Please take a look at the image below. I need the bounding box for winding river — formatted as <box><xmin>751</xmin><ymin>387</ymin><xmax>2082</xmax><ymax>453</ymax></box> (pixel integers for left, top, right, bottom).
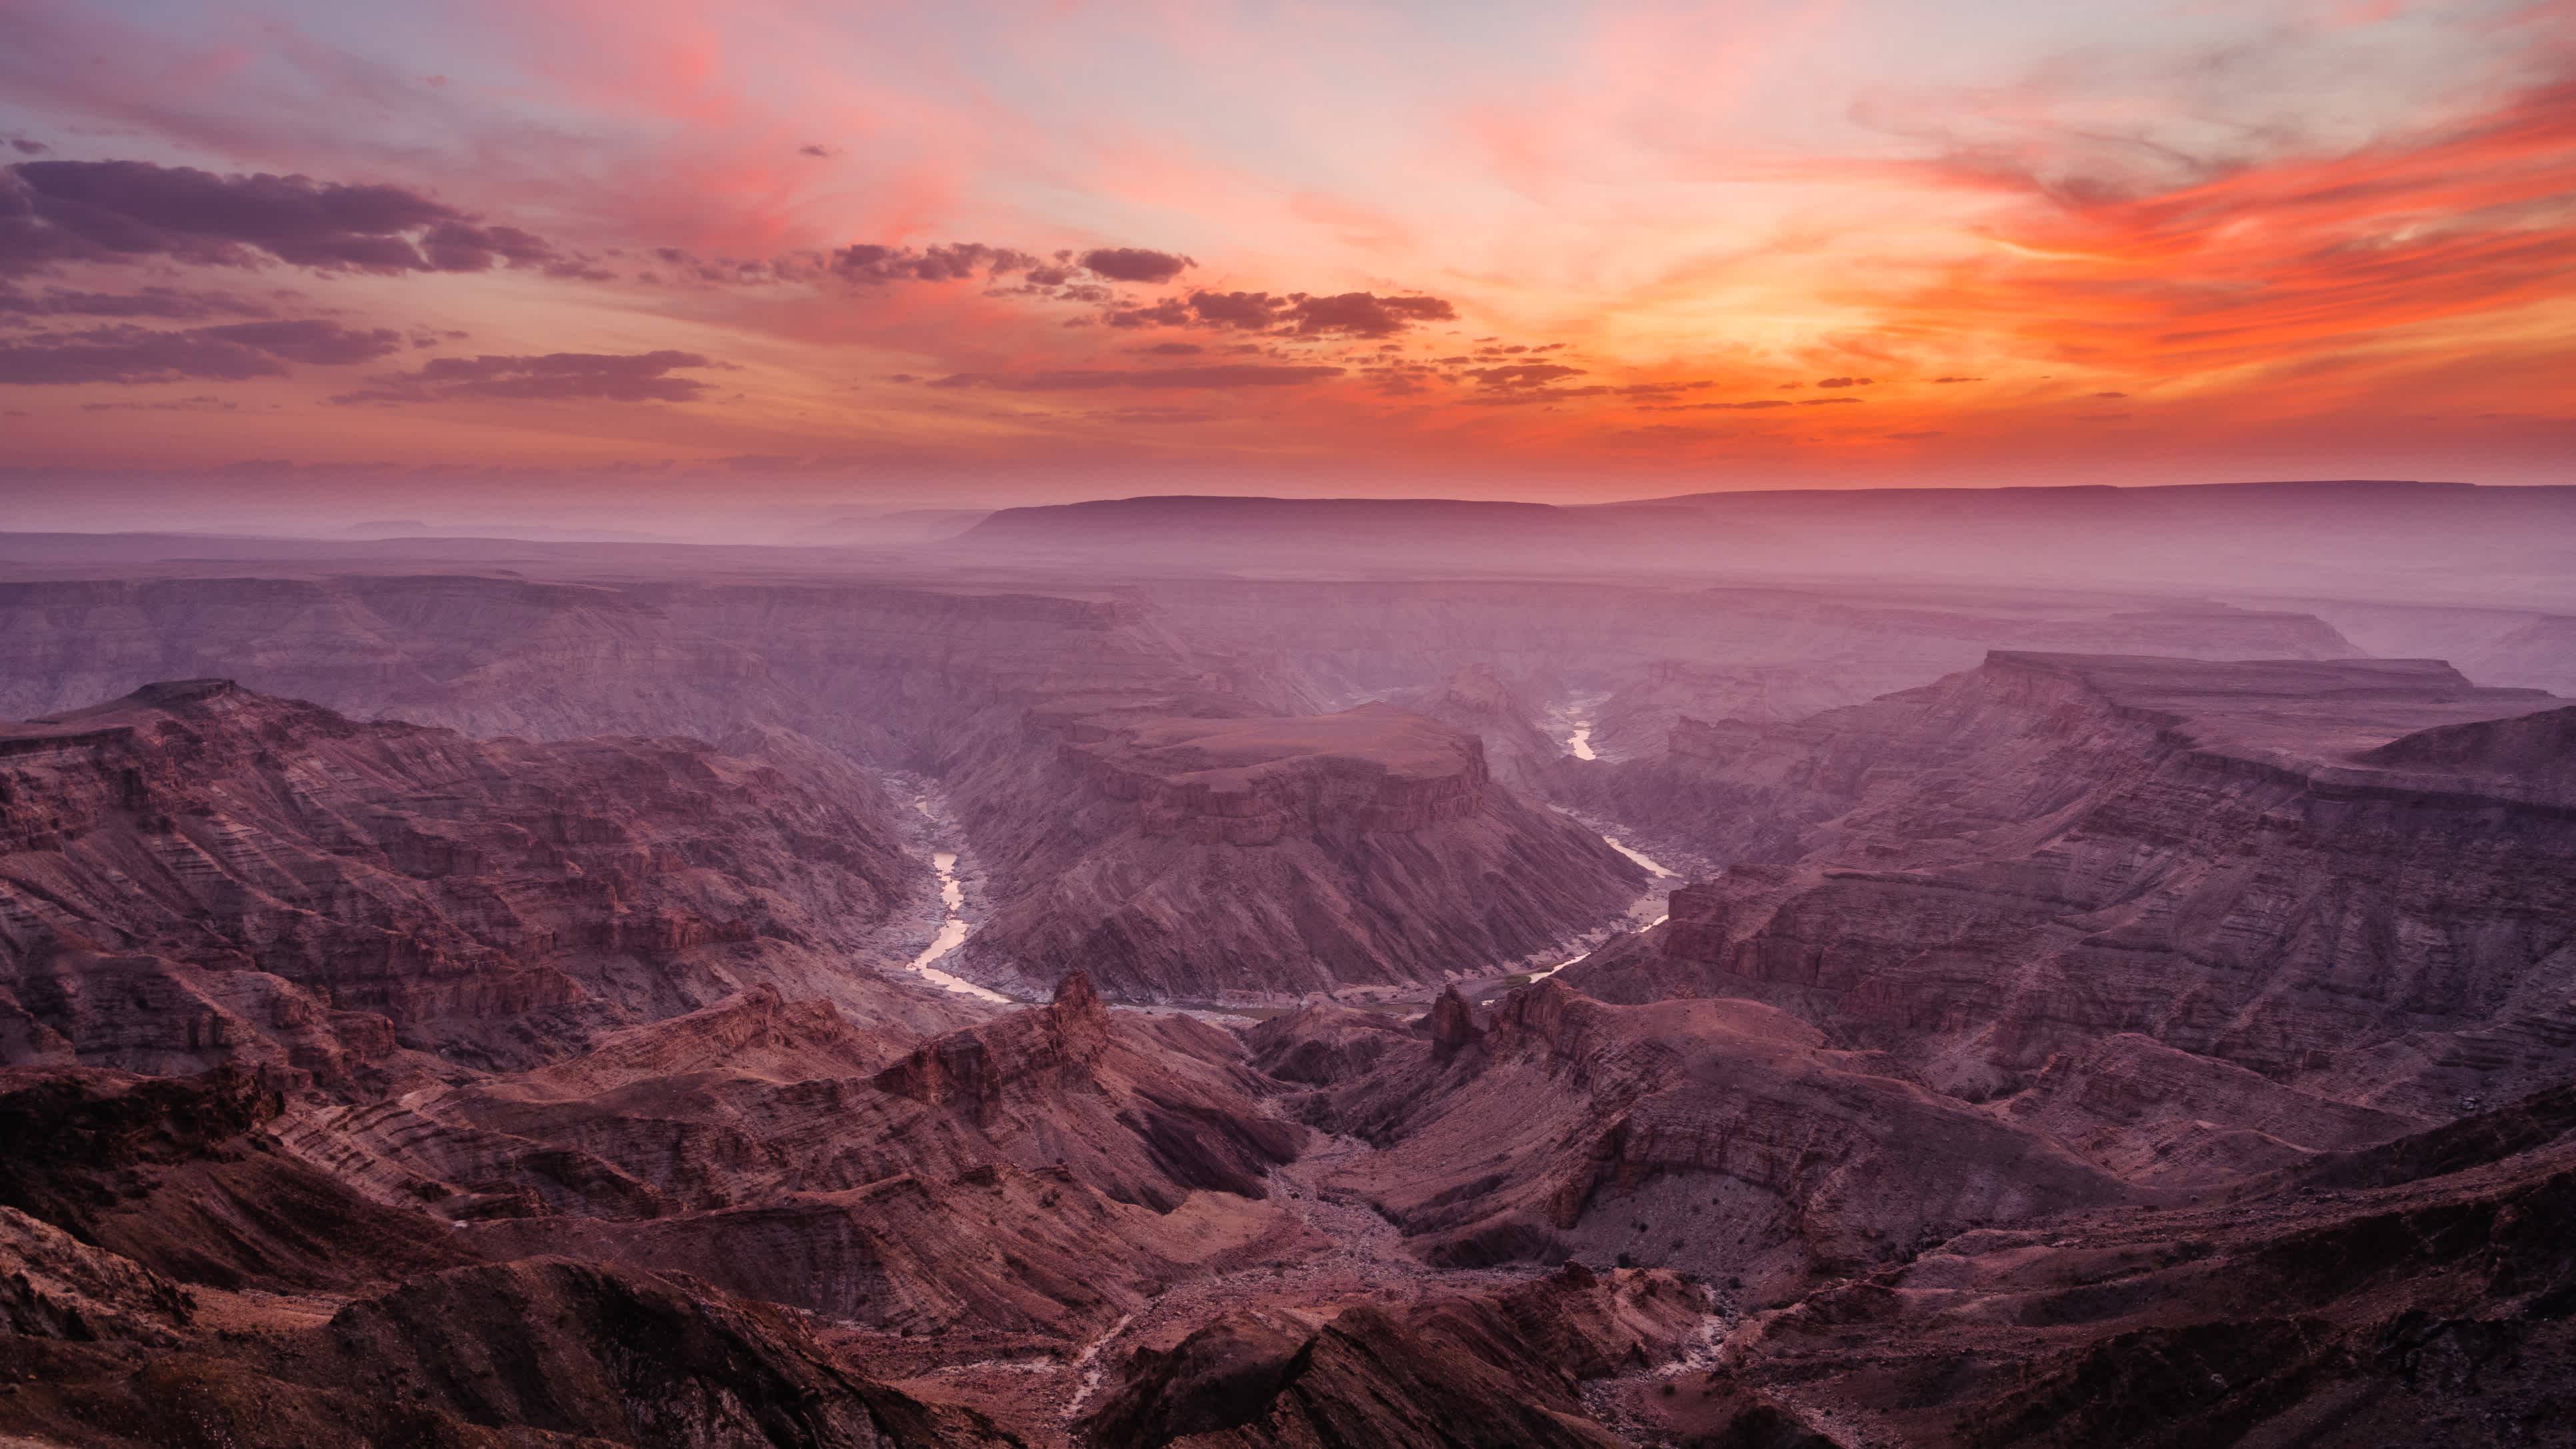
<box><xmin>904</xmin><ymin>800</ymin><xmax>1014</xmax><ymax>1004</ymax></box>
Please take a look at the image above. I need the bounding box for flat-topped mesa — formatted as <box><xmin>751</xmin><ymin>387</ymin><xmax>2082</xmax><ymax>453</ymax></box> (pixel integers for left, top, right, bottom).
<box><xmin>1975</xmin><ymin>648</ymin><xmax>2551</xmax><ymax>746</ymax></box>
<box><xmin>871</xmin><ymin>970</ymin><xmax>1113</xmax><ymax>1121</ymax></box>
<box><xmin>1061</xmin><ymin>703</ymin><xmax>1492</xmax><ymax>844</ymax></box>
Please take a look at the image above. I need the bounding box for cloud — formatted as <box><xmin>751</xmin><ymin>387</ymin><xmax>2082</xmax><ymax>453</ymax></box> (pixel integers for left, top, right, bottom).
<box><xmin>1111</xmin><ymin>288</ymin><xmax>1459</xmax><ymax>338</ymax></box>
<box><xmin>829</xmin><ymin>241</ymin><xmax>1040</xmax><ymax>283</ymax></box>
<box><xmin>1816</xmin><ymin>376</ymin><xmax>1874</xmax><ymax>387</ymax></box>
<box><xmin>7</xmin><ymin>141</ymin><xmax>45</xmax><ymax>157</ymax></box>
<box><xmin>927</xmin><ymin>363</ymin><xmax>1343</xmax><ymax>391</ymax></box>
<box><xmin>1642</xmin><ymin>398</ymin><xmax>1797</xmax><ymax>411</ymax></box>
<box><xmin>1200</xmin><ymin>291</ymin><xmax>1288</xmax><ymax>329</ymax></box>
<box><xmin>1281</xmin><ymin>291</ymin><xmax>1455</xmax><ymax>337</ymax></box>
<box><xmin>0</xmin><ymin>319</ymin><xmax>401</xmax><ymax>384</ymax></box>
<box><xmin>1077</xmin><ymin>247</ymin><xmax>1193</xmax><ymax>283</ymax></box>
<box><xmin>0</xmin><ymin>284</ymin><xmax>278</xmax><ymax>321</ymax></box>
<box><xmin>1875</xmin><ymin>75</ymin><xmax>2576</xmax><ymax>382</ymax></box>
<box><xmin>1135</xmin><ymin>341</ymin><xmax>1203</xmax><ymax>355</ymax></box>
<box><xmin>81</xmin><ymin>393</ymin><xmax>237</xmax><ymax>412</ymax></box>
<box><xmin>0</xmin><ymin>159</ymin><xmax>561</xmax><ymax>277</ymax></box>
<box><xmin>335</xmin><ymin>350</ymin><xmax>719</xmax><ymax>403</ymax></box>
<box><xmin>1465</xmin><ymin>362</ymin><xmax>1585</xmax><ymax>388</ymax></box>
<box><xmin>1932</xmin><ymin>375</ymin><xmax>1985</xmax><ymax>383</ymax></box>
<box><xmin>1886</xmin><ymin>430</ymin><xmax>1946</xmax><ymax>439</ymax></box>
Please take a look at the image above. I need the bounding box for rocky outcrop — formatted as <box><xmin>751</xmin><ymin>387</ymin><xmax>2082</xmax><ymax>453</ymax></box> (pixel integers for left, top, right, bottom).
<box><xmin>0</xmin><ymin>1204</ymin><xmax>196</xmax><ymax>1346</ymax></box>
<box><xmin>267</xmin><ymin>970</ymin><xmax>1303</xmax><ymax>1338</ymax></box>
<box><xmin>957</xmin><ymin>707</ymin><xmax>1645</xmax><ymax>1002</ymax></box>
<box><xmin>2361</xmin><ymin>701</ymin><xmax>2576</xmax><ymax>786</ymax></box>
<box><xmin>0</xmin><ymin>1252</ymin><xmax>1021</xmax><ymax>1448</ymax></box>
<box><xmin>0</xmin><ymin>680</ymin><xmax>925</xmax><ymax>1081</ymax></box>
<box><xmin>1378</xmin><ymin>662</ymin><xmax>1566</xmax><ymax>789</ymax></box>
<box><xmin>1242</xmin><ymin>1002</ymin><xmax>1416</xmax><ymax>1085</ymax></box>
<box><xmin>1305</xmin><ymin>980</ymin><xmax>2127</xmax><ymax>1300</ymax></box>
<box><xmin>0</xmin><ymin>1064</ymin><xmax>471</xmax><ymax>1292</ymax></box>
<box><xmin>873</xmin><ymin>971</ymin><xmax>1115</xmax><ymax>1119</ymax></box>
<box><xmin>1614</xmin><ymin>1083</ymin><xmax>2576</xmax><ymax>1449</ymax></box>
<box><xmin>1573</xmin><ymin>653</ymin><xmax>2576</xmax><ymax>1121</ymax></box>
<box><xmin>1077</xmin><ymin>1264</ymin><xmax>1709</xmax><ymax>1449</ymax></box>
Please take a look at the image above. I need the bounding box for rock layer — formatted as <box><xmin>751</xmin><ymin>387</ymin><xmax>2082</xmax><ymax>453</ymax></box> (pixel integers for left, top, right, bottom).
<box><xmin>0</xmin><ymin>680</ymin><xmax>931</xmax><ymax>1083</ymax></box>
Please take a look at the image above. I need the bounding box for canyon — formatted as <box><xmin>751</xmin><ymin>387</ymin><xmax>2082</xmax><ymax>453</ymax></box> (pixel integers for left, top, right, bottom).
<box><xmin>1</xmin><ymin>488</ymin><xmax>2573</xmax><ymax>1448</ymax></box>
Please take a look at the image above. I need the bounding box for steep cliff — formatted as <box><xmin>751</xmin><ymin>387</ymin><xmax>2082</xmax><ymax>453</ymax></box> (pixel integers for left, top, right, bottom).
<box><xmin>1573</xmin><ymin>653</ymin><xmax>2576</xmax><ymax>1120</ymax></box>
<box><xmin>0</xmin><ymin>680</ymin><xmax>934</xmax><ymax>1083</ymax></box>
<box><xmin>956</xmin><ymin>706</ymin><xmax>1645</xmax><ymax>1000</ymax></box>
<box><xmin>1613</xmin><ymin>1084</ymin><xmax>2576</xmax><ymax>1449</ymax></box>
<box><xmin>1293</xmin><ymin>980</ymin><xmax>2128</xmax><ymax>1301</ymax></box>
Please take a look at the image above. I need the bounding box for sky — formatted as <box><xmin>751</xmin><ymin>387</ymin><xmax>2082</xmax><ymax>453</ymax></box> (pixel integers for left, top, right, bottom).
<box><xmin>1</xmin><ymin>0</ymin><xmax>2571</xmax><ymax>531</ymax></box>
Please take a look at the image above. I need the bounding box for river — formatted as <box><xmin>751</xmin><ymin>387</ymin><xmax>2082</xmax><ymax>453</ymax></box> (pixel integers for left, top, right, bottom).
<box><xmin>903</xmin><ymin>799</ymin><xmax>1015</xmax><ymax>1004</ymax></box>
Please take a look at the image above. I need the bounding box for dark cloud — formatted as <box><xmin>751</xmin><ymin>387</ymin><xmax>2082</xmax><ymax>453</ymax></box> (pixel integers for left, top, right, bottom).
<box><xmin>1103</xmin><ymin>297</ymin><xmax>1193</xmax><ymax>328</ymax></box>
<box><xmin>928</xmin><ymin>363</ymin><xmax>1343</xmax><ymax>391</ymax></box>
<box><xmin>1282</xmin><ymin>291</ymin><xmax>1455</xmax><ymax>337</ymax></box>
<box><xmin>1642</xmin><ymin>398</ymin><xmax>1796</xmax><ymax>411</ymax></box>
<box><xmin>1135</xmin><ymin>341</ymin><xmax>1203</xmax><ymax>355</ymax></box>
<box><xmin>334</xmin><ymin>350</ymin><xmax>717</xmax><ymax>404</ymax></box>
<box><xmin>797</xmin><ymin>143</ymin><xmax>834</xmax><ymax>158</ymax></box>
<box><xmin>2093</xmin><ymin>390</ymin><xmax>2129</xmax><ymax>398</ymax></box>
<box><xmin>1798</xmin><ymin>395</ymin><xmax>1865</xmax><ymax>405</ymax></box>
<box><xmin>7</xmin><ymin>141</ymin><xmax>46</xmax><ymax>157</ymax></box>
<box><xmin>830</xmin><ymin>241</ymin><xmax>1041</xmax><ymax>283</ymax></box>
<box><xmin>1932</xmin><ymin>375</ymin><xmax>1984</xmax><ymax>383</ymax></box>
<box><xmin>0</xmin><ymin>283</ymin><xmax>277</xmax><ymax>321</ymax></box>
<box><xmin>419</xmin><ymin>220</ymin><xmax>555</xmax><ymax>272</ymax></box>
<box><xmin>0</xmin><ymin>319</ymin><xmax>401</xmax><ymax>384</ymax></box>
<box><xmin>1</xmin><ymin>159</ymin><xmax>562</xmax><ymax>277</ymax></box>
<box><xmin>1816</xmin><ymin>375</ymin><xmax>1874</xmax><ymax>387</ymax></box>
<box><xmin>1085</xmin><ymin>406</ymin><xmax>1221</xmax><ymax>425</ymax></box>
<box><xmin>1465</xmin><ymin>362</ymin><xmax>1585</xmax><ymax>388</ymax></box>
<box><xmin>81</xmin><ymin>393</ymin><xmax>237</xmax><ymax>413</ymax></box>
<box><xmin>1077</xmin><ymin>247</ymin><xmax>1194</xmax><ymax>283</ymax></box>
<box><xmin>1177</xmin><ymin>289</ymin><xmax>1278</xmax><ymax>329</ymax></box>
<box><xmin>1115</xmin><ymin>288</ymin><xmax>1457</xmax><ymax>338</ymax></box>
<box><xmin>1887</xmin><ymin>430</ymin><xmax>1945</xmax><ymax>439</ymax></box>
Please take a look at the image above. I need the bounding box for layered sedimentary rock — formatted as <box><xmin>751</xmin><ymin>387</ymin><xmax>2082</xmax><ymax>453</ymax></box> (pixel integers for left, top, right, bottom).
<box><xmin>1378</xmin><ymin>662</ymin><xmax>1565</xmax><ymax>790</ymax></box>
<box><xmin>1295</xmin><ymin>980</ymin><xmax>2128</xmax><ymax>1301</ymax></box>
<box><xmin>275</xmin><ymin>973</ymin><xmax>1305</xmax><ymax>1338</ymax></box>
<box><xmin>1573</xmin><ymin>653</ymin><xmax>2576</xmax><ymax>1120</ymax></box>
<box><xmin>1616</xmin><ymin>1083</ymin><xmax>2576</xmax><ymax>1449</ymax></box>
<box><xmin>0</xmin><ymin>680</ymin><xmax>939</xmax><ymax>1083</ymax></box>
<box><xmin>958</xmin><ymin>705</ymin><xmax>1644</xmax><ymax>1000</ymax></box>
<box><xmin>1078</xmin><ymin>1263</ymin><xmax>1709</xmax><ymax>1449</ymax></box>
<box><xmin>1</xmin><ymin>1220</ymin><xmax>1013</xmax><ymax>1448</ymax></box>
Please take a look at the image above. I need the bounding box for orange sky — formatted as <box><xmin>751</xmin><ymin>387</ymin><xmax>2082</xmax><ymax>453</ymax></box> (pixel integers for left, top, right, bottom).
<box><xmin>1</xmin><ymin>0</ymin><xmax>2570</xmax><ymax>526</ymax></box>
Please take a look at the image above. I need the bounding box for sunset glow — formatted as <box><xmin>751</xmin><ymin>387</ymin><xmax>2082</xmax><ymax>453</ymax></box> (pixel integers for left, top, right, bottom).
<box><xmin>2</xmin><ymin>0</ymin><xmax>2571</xmax><ymax>525</ymax></box>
